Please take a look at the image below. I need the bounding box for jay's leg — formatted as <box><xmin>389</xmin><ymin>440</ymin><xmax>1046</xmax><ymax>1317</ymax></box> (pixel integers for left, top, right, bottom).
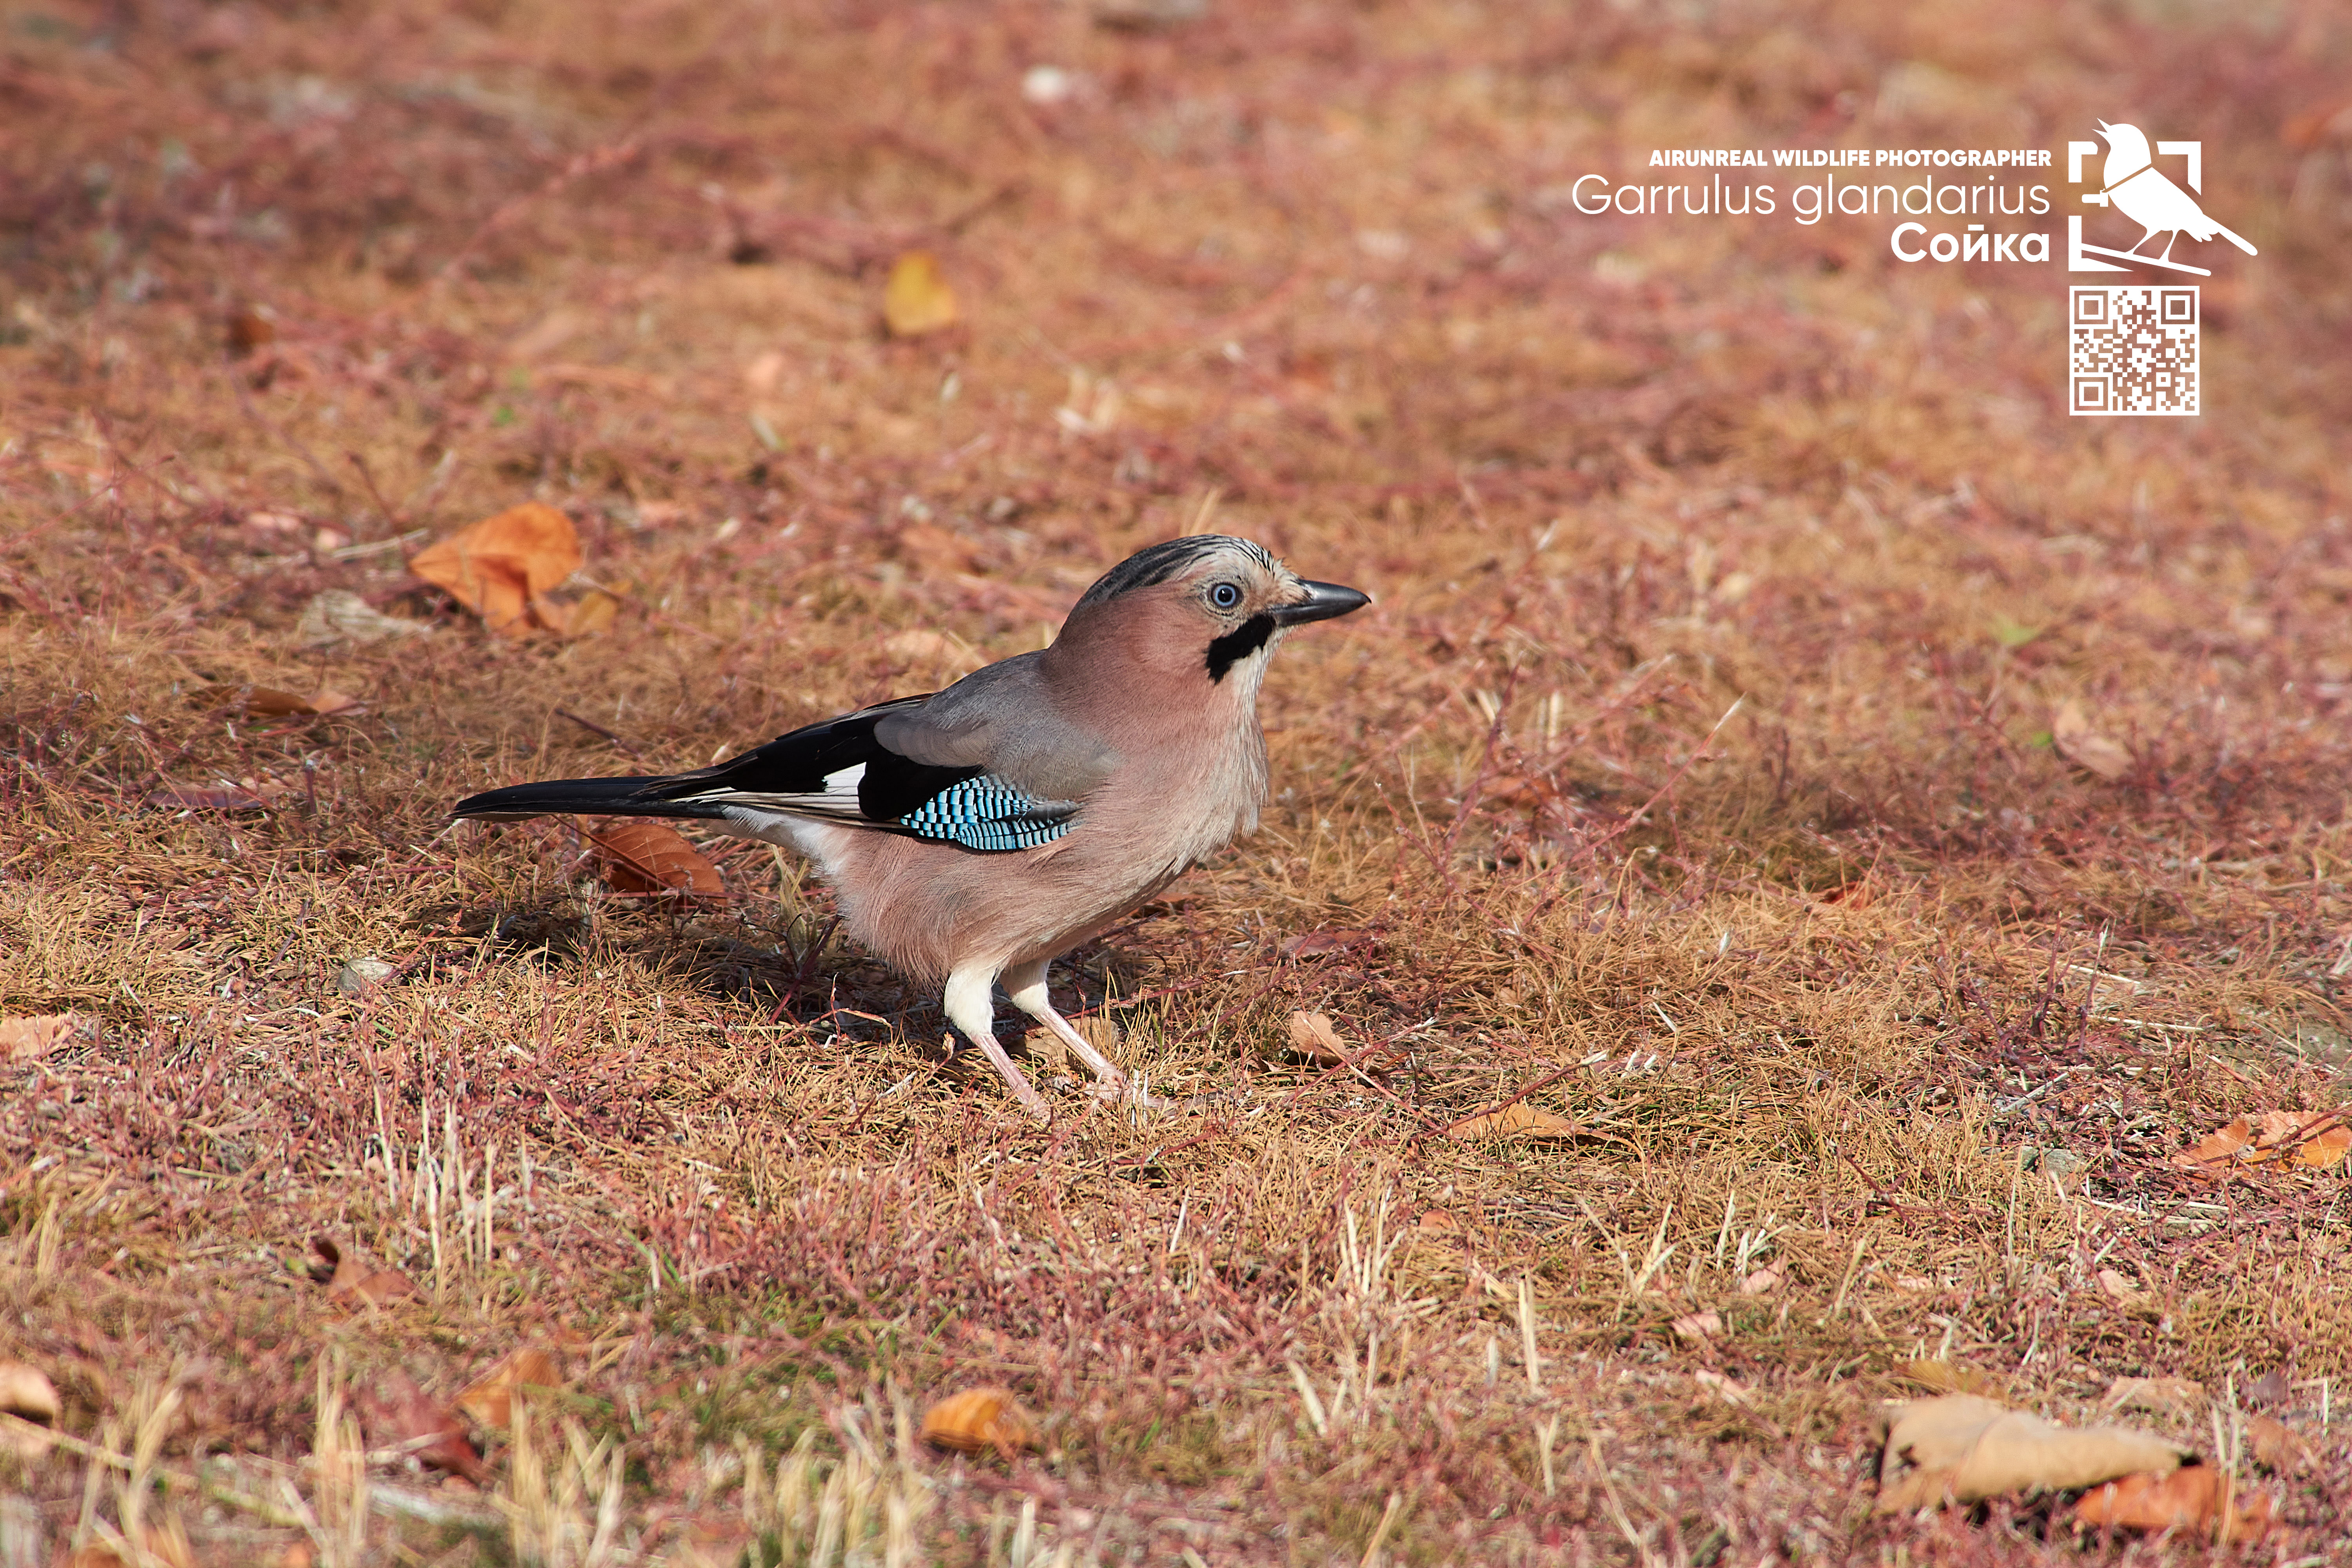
<box><xmin>1002</xmin><ymin>958</ymin><xmax>1131</xmax><ymax>1098</ymax></box>
<box><xmin>942</xmin><ymin>966</ymin><xmax>1050</xmax><ymax>1121</ymax></box>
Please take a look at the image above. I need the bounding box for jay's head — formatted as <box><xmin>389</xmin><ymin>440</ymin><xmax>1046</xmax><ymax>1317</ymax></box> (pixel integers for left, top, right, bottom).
<box><xmin>1060</xmin><ymin>535</ymin><xmax>1369</xmax><ymax>691</ymax></box>
<box><xmin>2094</xmin><ymin>121</ymin><xmax>2150</xmax><ymax>163</ymax></box>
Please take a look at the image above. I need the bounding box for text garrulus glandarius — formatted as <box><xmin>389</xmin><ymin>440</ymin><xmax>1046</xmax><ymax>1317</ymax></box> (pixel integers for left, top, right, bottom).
<box><xmin>453</xmin><ymin>535</ymin><xmax>1368</xmax><ymax>1117</ymax></box>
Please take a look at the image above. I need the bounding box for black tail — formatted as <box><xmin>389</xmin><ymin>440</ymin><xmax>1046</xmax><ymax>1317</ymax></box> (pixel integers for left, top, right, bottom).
<box><xmin>451</xmin><ymin>775</ymin><xmax>730</xmax><ymax>823</ymax></box>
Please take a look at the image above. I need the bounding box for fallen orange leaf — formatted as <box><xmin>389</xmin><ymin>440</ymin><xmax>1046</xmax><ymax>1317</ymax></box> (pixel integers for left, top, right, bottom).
<box><xmin>1670</xmin><ymin>1311</ymin><xmax>1721</xmax><ymax>1343</ymax></box>
<box><xmin>0</xmin><ymin>1013</ymin><xmax>83</xmax><ymax>1062</ymax></box>
<box><xmin>1445</xmin><ymin>1102</ymin><xmax>1583</xmax><ymax>1142</ymax></box>
<box><xmin>2174</xmin><ymin>1110</ymin><xmax>2350</xmax><ymax>1174</ymax></box>
<box><xmin>920</xmin><ymin>1386</ymin><xmax>1036</xmax><ymax>1459</ymax></box>
<box><xmin>408</xmin><ymin>501</ymin><xmax>583</xmax><ymax>636</ymax></box>
<box><xmin>882</xmin><ymin>250</ymin><xmax>959</xmax><ymax>338</ymax></box>
<box><xmin>456</xmin><ymin>1347</ymin><xmax>564</xmax><ymax>1428</ymax></box>
<box><xmin>0</xmin><ymin>1360</ymin><xmax>60</xmax><ymax>1460</ymax></box>
<box><xmin>363</xmin><ymin>1370</ymin><xmax>488</xmax><ymax>1485</ymax></box>
<box><xmin>2052</xmin><ymin>700</ymin><xmax>2132</xmax><ymax>782</ymax></box>
<box><xmin>2071</xmin><ymin>1463</ymin><xmax>2274</xmax><ymax>1540</ymax></box>
<box><xmin>1278</xmin><ymin>926</ymin><xmax>1377</xmax><ymax>959</ymax></box>
<box><xmin>1284</xmin><ymin>1009</ymin><xmax>1349</xmax><ymax>1065</ymax></box>
<box><xmin>309</xmin><ymin>1237</ymin><xmax>421</xmax><ymax>1309</ymax></box>
<box><xmin>586</xmin><ymin>821</ymin><xmax>726</xmax><ymax>900</ymax></box>
<box><xmin>231</xmin><ymin>684</ymin><xmax>361</xmax><ymax>718</ymax></box>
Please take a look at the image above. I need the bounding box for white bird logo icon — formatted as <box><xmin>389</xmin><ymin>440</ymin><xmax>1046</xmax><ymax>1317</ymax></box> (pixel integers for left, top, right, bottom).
<box><xmin>2088</xmin><ymin>120</ymin><xmax>2257</xmax><ymax>264</ymax></box>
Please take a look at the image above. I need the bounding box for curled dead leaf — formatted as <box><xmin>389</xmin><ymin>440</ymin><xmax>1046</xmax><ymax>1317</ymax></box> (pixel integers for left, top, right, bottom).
<box><xmin>920</xmin><ymin>1387</ymin><xmax>1036</xmax><ymax>1459</ymax></box>
<box><xmin>1445</xmin><ymin>1102</ymin><xmax>1582</xmax><ymax>1142</ymax></box>
<box><xmin>1278</xmin><ymin>927</ymin><xmax>1377</xmax><ymax>959</ymax></box>
<box><xmin>224</xmin><ymin>684</ymin><xmax>360</xmax><ymax>718</ymax></box>
<box><xmin>456</xmin><ymin>1347</ymin><xmax>564</xmax><ymax>1429</ymax></box>
<box><xmin>2071</xmin><ymin>1463</ymin><xmax>2273</xmax><ymax>1540</ymax></box>
<box><xmin>1</xmin><ymin>1013</ymin><xmax>85</xmax><ymax>1062</ymax></box>
<box><xmin>882</xmin><ymin>250</ymin><xmax>959</xmax><ymax>338</ymax></box>
<box><xmin>294</xmin><ymin>590</ymin><xmax>432</xmax><ymax>648</ymax></box>
<box><xmin>0</xmin><ymin>1360</ymin><xmax>61</xmax><ymax>1461</ymax></box>
<box><xmin>362</xmin><ymin>1370</ymin><xmax>487</xmax><ymax>1485</ymax></box>
<box><xmin>2245</xmin><ymin>1414</ymin><xmax>2310</xmax><ymax>1474</ymax></box>
<box><xmin>560</xmin><ymin>588</ymin><xmax>622</xmax><ymax>638</ymax></box>
<box><xmin>1284</xmin><ymin>1010</ymin><xmax>1349</xmax><ymax>1066</ymax></box>
<box><xmin>309</xmin><ymin>1237</ymin><xmax>421</xmax><ymax>1309</ymax></box>
<box><xmin>586</xmin><ymin>821</ymin><xmax>726</xmax><ymax>900</ymax></box>
<box><xmin>2052</xmin><ymin>700</ymin><xmax>2132</xmax><ymax>782</ymax></box>
<box><xmin>408</xmin><ymin>502</ymin><xmax>583</xmax><ymax>637</ymax></box>
<box><xmin>2174</xmin><ymin>1110</ymin><xmax>2351</xmax><ymax>1174</ymax></box>
<box><xmin>1693</xmin><ymin>1368</ymin><xmax>1749</xmax><ymax>1404</ymax></box>
<box><xmin>1670</xmin><ymin>1311</ymin><xmax>1722</xmax><ymax>1344</ymax></box>
<box><xmin>1877</xmin><ymin>1393</ymin><xmax>2189</xmax><ymax>1512</ymax></box>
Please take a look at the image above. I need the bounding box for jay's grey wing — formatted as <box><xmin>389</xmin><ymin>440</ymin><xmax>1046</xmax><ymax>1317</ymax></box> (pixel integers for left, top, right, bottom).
<box><xmin>648</xmin><ymin>669</ymin><xmax>1111</xmax><ymax>852</ymax></box>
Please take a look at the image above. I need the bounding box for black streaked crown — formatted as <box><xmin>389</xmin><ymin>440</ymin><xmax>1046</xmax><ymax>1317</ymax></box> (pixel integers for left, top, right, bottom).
<box><xmin>1073</xmin><ymin>536</ymin><xmax>1278</xmax><ymax>612</ymax></box>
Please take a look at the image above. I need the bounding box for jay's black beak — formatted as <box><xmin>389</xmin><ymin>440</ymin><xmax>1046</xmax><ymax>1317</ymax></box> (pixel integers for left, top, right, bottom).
<box><xmin>1269</xmin><ymin>580</ymin><xmax>1370</xmax><ymax>626</ymax></box>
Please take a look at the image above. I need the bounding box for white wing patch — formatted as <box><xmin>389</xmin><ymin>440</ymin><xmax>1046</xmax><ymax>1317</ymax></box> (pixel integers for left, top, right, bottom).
<box><xmin>679</xmin><ymin>761</ymin><xmax>869</xmax><ymax>821</ymax></box>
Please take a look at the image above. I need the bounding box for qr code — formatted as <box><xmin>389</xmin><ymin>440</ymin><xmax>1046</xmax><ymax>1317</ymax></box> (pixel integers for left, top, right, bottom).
<box><xmin>2069</xmin><ymin>287</ymin><xmax>2198</xmax><ymax>416</ymax></box>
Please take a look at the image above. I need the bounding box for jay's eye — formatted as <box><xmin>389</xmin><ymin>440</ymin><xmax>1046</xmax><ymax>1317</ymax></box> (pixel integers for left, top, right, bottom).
<box><xmin>1207</xmin><ymin>581</ymin><xmax>1243</xmax><ymax>610</ymax></box>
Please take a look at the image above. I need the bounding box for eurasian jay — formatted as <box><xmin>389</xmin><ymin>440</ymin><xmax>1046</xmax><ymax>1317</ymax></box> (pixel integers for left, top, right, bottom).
<box><xmin>452</xmin><ymin>535</ymin><xmax>1369</xmax><ymax>1118</ymax></box>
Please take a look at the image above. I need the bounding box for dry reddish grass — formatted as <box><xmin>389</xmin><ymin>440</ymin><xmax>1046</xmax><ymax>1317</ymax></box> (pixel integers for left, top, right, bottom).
<box><xmin>6</xmin><ymin>0</ymin><xmax>2352</xmax><ymax>1562</ymax></box>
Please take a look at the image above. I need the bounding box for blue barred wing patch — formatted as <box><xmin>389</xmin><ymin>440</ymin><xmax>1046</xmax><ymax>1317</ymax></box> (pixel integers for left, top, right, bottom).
<box><xmin>897</xmin><ymin>774</ymin><xmax>1076</xmax><ymax>851</ymax></box>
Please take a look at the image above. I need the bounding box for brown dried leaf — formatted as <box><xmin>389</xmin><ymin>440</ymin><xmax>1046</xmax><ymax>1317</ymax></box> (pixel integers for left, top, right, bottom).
<box><xmin>2052</xmin><ymin>700</ymin><xmax>2132</xmax><ymax>781</ymax></box>
<box><xmin>882</xmin><ymin>250</ymin><xmax>958</xmax><ymax>337</ymax></box>
<box><xmin>559</xmin><ymin>588</ymin><xmax>621</xmax><ymax>639</ymax></box>
<box><xmin>1279</xmin><ymin>927</ymin><xmax>1377</xmax><ymax>959</ymax></box>
<box><xmin>310</xmin><ymin>1237</ymin><xmax>421</xmax><ymax>1309</ymax></box>
<box><xmin>294</xmin><ymin>590</ymin><xmax>432</xmax><ymax>648</ymax></box>
<box><xmin>2071</xmin><ymin>1464</ymin><xmax>2274</xmax><ymax>1539</ymax></box>
<box><xmin>2175</xmin><ymin>1111</ymin><xmax>2350</xmax><ymax>1174</ymax></box>
<box><xmin>408</xmin><ymin>502</ymin><xmax>583</xmax><ymax>637</ymax></box>
<box><xmin>0</xmin><ymin>1360</ymin><xmax>61</xmax><ymax>1461</ymax></box>
<box><xmin>225</xmin><ymin>304</ymin><xmax>276</xmax><ymax>356</ymax></box>
<box><xmin>1284</xmin><ymin>1010</ymin><xmax>1349</xmax><ymax>1065</ymax></box>
<box><xmin>363</xmin><ymin>1370</ymin><xmax>487</xmax><ymax>1484</ymax></box>
<box><xmin>2103</xmin><ymin>1376</ymin><xmax>2204</xmax><ymax>1415</ymax></box>
<box><xmin>231</xmin><ymin>684</ymin><xmax>361</xmax><ymax>718</ymax></box>
<box><xmin>1670</xmin><ymin>1311</ymin><xmax>1722</xmax><ymax>1344</ymax></box>
<box><xmin>1876</xmin><ymin>1394</ymin><xmax>2189</xmax><ymax>1512</ymax></box>
<box><xmin>0</xmin><ymin>1013</ymin><xmax>83</xmax><ymax>1062</ymax></box>
<box><xmin>2094</xmin><ymin>1268</ymin><xmax>2144</xmax><ymax>1307</ymax></box>
<box><xmin>1445</xmin><ymin>1102</ymin><xmax>1583</xmax><ymax>1142</ymax></box>
<box><xmin>920</xmin><ymin>1387</ymin><xmax>1036</xmax><ymax>1459</ymax></box>
<box><xmin>456</xmin><ymin>1347</ymin><xmax>564</xmax><ymax>1429</ymax></box>
<box><xmin>2245</xmin><ymin>1414</ymin><xmax>2310</xmax><ymax>1473</ymax></box>
<box><xmin>586</xmin><ymin>821</ymin><xmax>726</xmax><ymax>900</ymax></box>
